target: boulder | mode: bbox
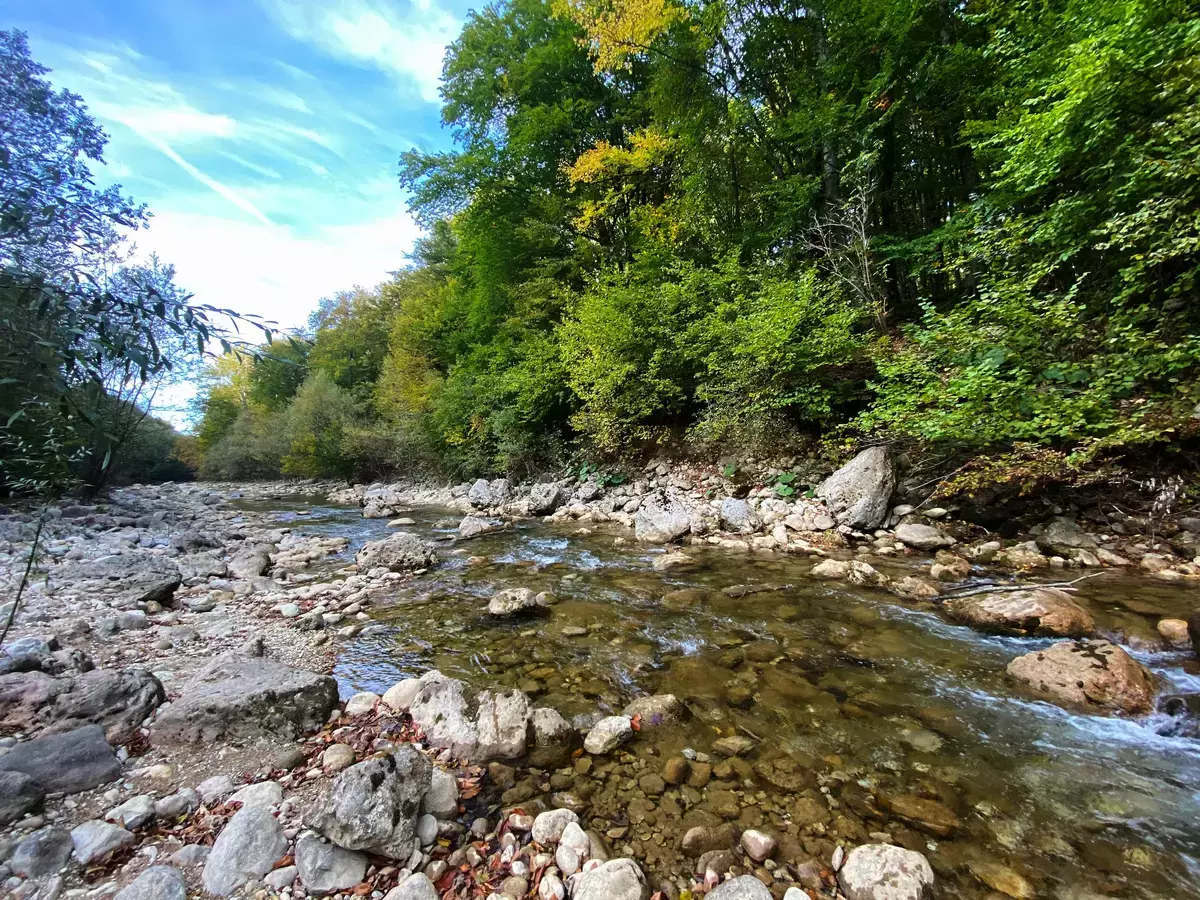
[1006,640,1156,714]
[68,553,182,606]
[228,545,273,579]
[707,876,773,900]
[115,866,187,900]
[468,478,511,509]
[634,492,692,543]
[151,652,338,745]
[355,532,437,572]
[810,559,889,588]
[0,770,43,825]
[893,523,955,550]
[945,588,1094,638]
[571,858,649,900]
[407,671,530,760]
[1035,518,1097,556]
[719,498,758,534]
[306,747,431,859]
[584,715,634,754]
[10,826,73,878]
[815,446,895,530]
[202,805,289,896]
[459,516,502,540]
[0,667,164,744]
[294,830,368,895]
[71,819,135,864]
[488,587,543,617]
[838,844,935,900]
[0,724,120,793]
[529,482,565,514]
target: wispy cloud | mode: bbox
[260,0,458,104]
[146,139,272,224]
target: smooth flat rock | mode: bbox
[151,652,338,744]
[945,587,1094,637]
[0,724,120,794]
[202,805,289,896]
[707,875,773,900]
[570,858,648,900]
[0,770,43,825]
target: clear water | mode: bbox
[254,496,1200,899]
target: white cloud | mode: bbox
[136,206,421,331]
[261,0,458,104]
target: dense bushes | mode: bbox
[192,0,1200,485]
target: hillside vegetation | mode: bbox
[194,0,1200,486]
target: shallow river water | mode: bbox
[257,496,1200,900]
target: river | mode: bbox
[246,493,1200,900]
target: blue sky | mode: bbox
[2,0,473,332]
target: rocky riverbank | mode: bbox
[0,449,1198,900]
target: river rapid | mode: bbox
[242,492,1200,900]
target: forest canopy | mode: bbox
[187,0,1200,486]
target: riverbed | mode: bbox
[241,493,1200,900]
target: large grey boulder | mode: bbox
[0,770,43,825]
[719,498,758,534]
[407,671,530,760]
[707,876,773,900]
[0,724,120,793]
[571,858,649,900]
[228,545,273,579]
[10,826,73,878]
[945,587,1094,638]
[529,482,565,514]
[838,844,934,900]
[815,446,895,530]
[1007,639,1156,714]
[458,516,502,540]
[151,652,338,745]
[307,748,430,860]
[355,532,437,572]
[893,523,955,550]
[294,830,368,895]
[0,668,164,744]
[468,478,511,509]
[634,492,692,543]
[66,553,182,607]
[202,805,289,896]
[115,866,187,900]
[1035,517,1097,555]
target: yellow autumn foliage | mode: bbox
[551,0,688,72]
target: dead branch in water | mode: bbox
[940,571,1107,601]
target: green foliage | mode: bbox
[191,0,1200,484]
